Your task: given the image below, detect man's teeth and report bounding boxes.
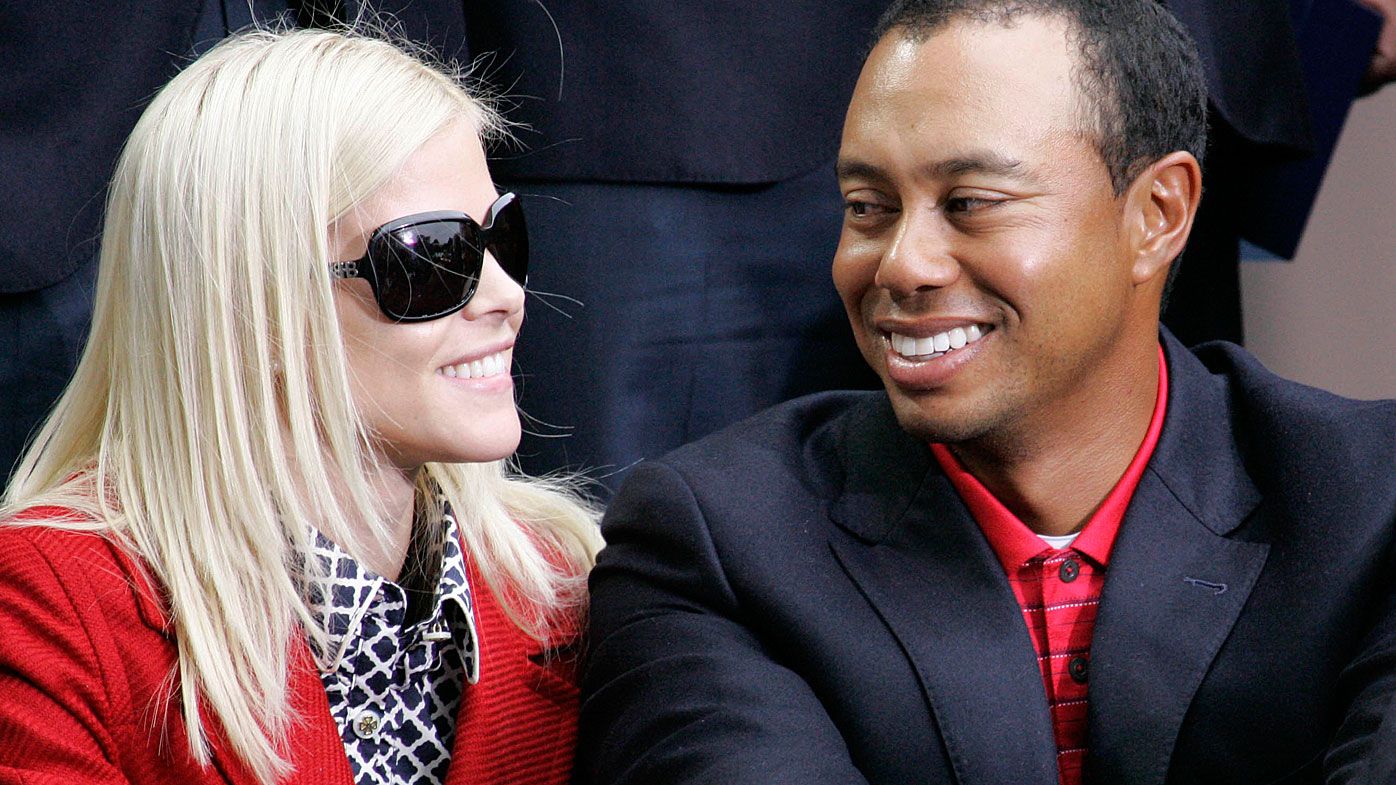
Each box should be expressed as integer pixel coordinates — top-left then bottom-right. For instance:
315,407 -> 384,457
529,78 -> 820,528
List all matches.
889,325 -> 988,358
437,350 -> 509,379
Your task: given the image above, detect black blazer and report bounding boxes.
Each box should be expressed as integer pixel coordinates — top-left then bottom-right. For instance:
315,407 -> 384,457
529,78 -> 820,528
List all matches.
1167,0 -> 1382,258
463,1 -> 890,184
579,332 -> 1396,784
0,0 -> 296,294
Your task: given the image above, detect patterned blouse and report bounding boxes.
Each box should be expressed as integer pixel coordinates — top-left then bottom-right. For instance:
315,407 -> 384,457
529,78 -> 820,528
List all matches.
307,508 -> 479,785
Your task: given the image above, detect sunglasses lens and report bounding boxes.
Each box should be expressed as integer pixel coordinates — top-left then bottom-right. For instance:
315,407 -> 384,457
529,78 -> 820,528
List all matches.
371,220 -> 481,320
354,196 -> 526,322
487,196 -> 528,286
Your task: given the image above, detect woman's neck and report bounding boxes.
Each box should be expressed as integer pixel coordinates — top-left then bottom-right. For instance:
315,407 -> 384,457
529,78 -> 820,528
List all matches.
348,462 -> 418,581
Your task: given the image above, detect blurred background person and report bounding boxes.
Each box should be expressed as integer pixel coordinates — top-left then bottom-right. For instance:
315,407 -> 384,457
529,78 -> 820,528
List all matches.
1161,0 -> 1394,346
1,1 -> 279,491
461,2 -> 890,490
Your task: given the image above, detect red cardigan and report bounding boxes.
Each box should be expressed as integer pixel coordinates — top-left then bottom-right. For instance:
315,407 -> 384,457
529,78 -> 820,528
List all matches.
0,508 -> 580,785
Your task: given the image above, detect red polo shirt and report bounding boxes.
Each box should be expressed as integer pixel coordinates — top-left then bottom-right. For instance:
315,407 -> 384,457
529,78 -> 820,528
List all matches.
929,346 -> 1168,785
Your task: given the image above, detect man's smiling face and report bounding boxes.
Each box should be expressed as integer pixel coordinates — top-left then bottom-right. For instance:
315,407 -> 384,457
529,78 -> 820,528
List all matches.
834,15 -> 1150,449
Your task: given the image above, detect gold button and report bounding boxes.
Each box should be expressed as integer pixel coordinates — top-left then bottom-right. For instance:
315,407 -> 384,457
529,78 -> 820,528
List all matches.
353,711 -> 381,739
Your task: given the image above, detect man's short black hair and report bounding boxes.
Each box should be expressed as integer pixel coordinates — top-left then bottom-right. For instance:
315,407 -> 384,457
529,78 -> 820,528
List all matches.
873,0 -> 1208,195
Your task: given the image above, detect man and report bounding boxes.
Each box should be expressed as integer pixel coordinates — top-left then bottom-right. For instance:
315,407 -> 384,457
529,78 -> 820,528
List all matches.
577,1 -> 1396,784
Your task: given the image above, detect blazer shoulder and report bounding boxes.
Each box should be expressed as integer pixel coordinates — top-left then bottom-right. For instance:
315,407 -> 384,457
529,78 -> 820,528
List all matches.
0,511 -> 174,755
606,391 -> 903,562
1190,341 -> 1396,490
1193,342 -> 1396,436
0,511 -> 172,670
0,510 -> 163,623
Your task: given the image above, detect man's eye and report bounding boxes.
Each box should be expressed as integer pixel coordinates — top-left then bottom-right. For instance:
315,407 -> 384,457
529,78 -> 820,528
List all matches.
945,196 -> 1001,214
845,200 -> 889,217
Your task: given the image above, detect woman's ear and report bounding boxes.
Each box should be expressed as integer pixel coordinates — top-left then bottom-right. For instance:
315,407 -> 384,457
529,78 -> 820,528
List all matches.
1124,150 -> 1202,287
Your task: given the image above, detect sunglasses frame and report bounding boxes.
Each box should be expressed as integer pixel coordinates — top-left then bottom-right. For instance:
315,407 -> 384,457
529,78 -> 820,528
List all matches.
330,191 -> 527,322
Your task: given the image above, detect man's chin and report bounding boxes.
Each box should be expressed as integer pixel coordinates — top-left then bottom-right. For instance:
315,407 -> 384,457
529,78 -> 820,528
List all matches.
886,393 -> 992,446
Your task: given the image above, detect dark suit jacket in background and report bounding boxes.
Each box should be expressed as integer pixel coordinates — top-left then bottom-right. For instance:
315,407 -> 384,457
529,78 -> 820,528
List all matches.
1,4 -> 207,481
1160,0 -> 1381,345
0,1 -> 287,484
1366,693 -> 1396,784
579,332 -> 1396,784
459,1 -> 890,490
464,2 -> 882,186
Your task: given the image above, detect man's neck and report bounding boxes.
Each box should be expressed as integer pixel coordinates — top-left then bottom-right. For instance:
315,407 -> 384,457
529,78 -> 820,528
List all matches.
949,346 -> 1161,537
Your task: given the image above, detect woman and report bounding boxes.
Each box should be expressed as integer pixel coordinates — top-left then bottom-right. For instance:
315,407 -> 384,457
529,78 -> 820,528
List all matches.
0,28 -> 601,785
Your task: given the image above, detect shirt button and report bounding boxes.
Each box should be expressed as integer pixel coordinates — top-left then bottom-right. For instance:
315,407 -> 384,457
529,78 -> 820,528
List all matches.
1068,656 -> 1089,684
1059,558 -> 1081,583
353,710 -> 382,739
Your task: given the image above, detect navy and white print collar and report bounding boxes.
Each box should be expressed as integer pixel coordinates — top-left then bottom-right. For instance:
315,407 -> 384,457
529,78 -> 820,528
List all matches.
307,508 -> 479,684
306,506 -> 480,785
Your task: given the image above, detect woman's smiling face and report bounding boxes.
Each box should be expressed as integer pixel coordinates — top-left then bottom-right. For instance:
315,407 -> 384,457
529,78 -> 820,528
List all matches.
331,119 -> 525,471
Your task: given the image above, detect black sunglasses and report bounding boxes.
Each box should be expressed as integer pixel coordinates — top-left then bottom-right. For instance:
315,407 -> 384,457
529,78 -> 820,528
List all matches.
330,192 -> 527,322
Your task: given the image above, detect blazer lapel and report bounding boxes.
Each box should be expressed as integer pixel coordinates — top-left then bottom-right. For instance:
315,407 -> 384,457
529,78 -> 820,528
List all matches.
828,399 -> 1059,785
285,645 -> 357,785
211,642 -> 355,785
443,551 -> 582,785
1086,333 -> 1269,785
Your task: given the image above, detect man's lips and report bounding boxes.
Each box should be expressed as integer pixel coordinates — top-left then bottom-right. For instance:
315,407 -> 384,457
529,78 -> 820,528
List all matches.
877,322 -> 996,390
886,323 -> 992,360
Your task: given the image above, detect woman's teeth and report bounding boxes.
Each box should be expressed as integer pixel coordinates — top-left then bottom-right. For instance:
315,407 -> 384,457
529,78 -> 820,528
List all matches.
889,324 -> 989,359
437,349 -> 509,379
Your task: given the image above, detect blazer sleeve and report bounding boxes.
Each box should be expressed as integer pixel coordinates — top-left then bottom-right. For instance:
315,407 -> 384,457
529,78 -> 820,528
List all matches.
576,461 -> 870,785
1361,669 -> 1396,784
0,531 -> 131,784
1325,562 -> 1396,784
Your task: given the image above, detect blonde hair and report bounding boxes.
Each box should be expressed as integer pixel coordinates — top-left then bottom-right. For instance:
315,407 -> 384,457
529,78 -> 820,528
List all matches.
2,27 -> 601,784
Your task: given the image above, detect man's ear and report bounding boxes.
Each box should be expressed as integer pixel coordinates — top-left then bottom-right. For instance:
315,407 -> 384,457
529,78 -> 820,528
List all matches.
1124,151 -> 1202,286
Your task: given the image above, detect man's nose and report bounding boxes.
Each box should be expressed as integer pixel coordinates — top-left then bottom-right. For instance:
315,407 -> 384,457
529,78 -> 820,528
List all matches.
873,207 -> 960,296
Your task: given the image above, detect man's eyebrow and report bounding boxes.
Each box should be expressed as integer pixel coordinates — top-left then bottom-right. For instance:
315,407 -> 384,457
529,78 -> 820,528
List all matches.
837,152 -> 1033,183
925,152 -> 1028,179
835,158 -> 888,183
